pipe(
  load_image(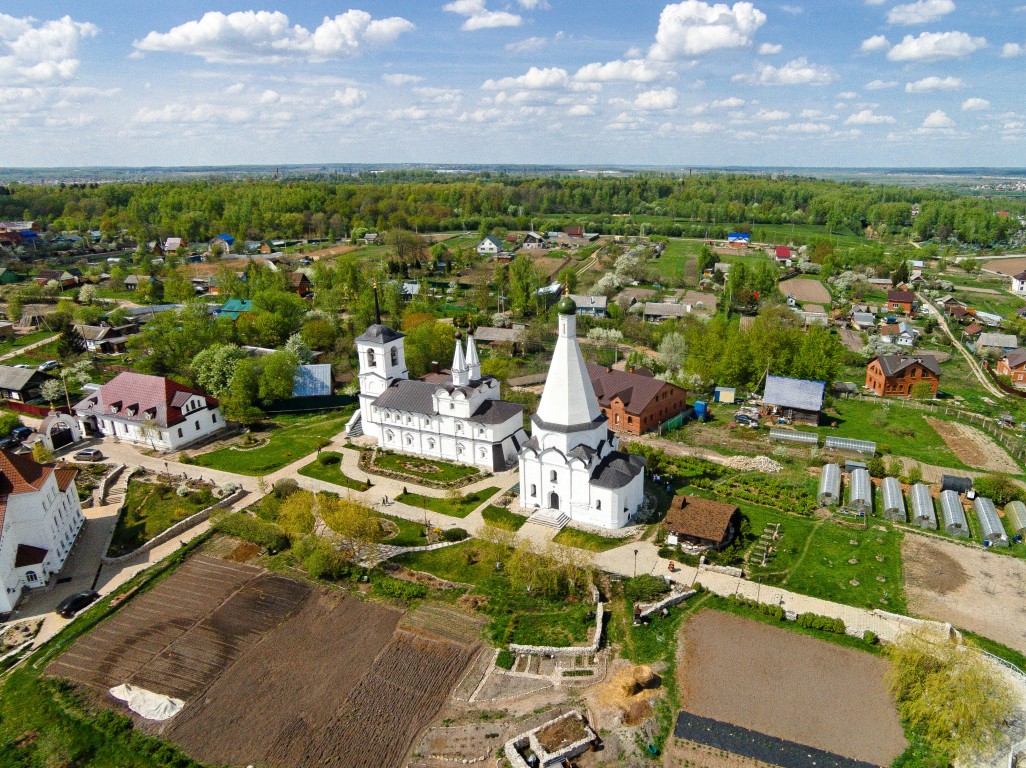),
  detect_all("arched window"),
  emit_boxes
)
[367,348,376,367]
[456,443,465,455]
[427,438,436,449]
[530,484,537,497]
[456,422,464,433]
[549,470,557,482]
[390,347,398,366]
[385,429,394,441]
[405,434,413,445]
[479,447,487,458]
